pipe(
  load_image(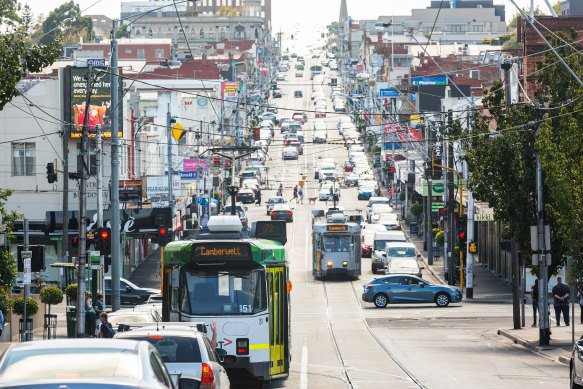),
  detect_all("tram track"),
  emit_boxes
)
[320,278,426,389]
